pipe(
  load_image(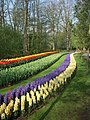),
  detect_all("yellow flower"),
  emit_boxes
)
[0,108,2,115]
[36,91,41,101]
[29,98,32,107]
[21,95,25,101]
[43,94,46,100]
[5,106,10,116]
[57,83,60,87]
[1,113,5,120]
[48,87,52,92]
[54,85,57,91]
[0,103,6,115]
[21,104,25,111]
[40,90,43,96]
[38,85,41,90]
[13,104,18,112]
[33,97,36,104]
[26,92,30,102]
[15,97,20,103]
[30,90,34,96]
[34,88,36,92]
